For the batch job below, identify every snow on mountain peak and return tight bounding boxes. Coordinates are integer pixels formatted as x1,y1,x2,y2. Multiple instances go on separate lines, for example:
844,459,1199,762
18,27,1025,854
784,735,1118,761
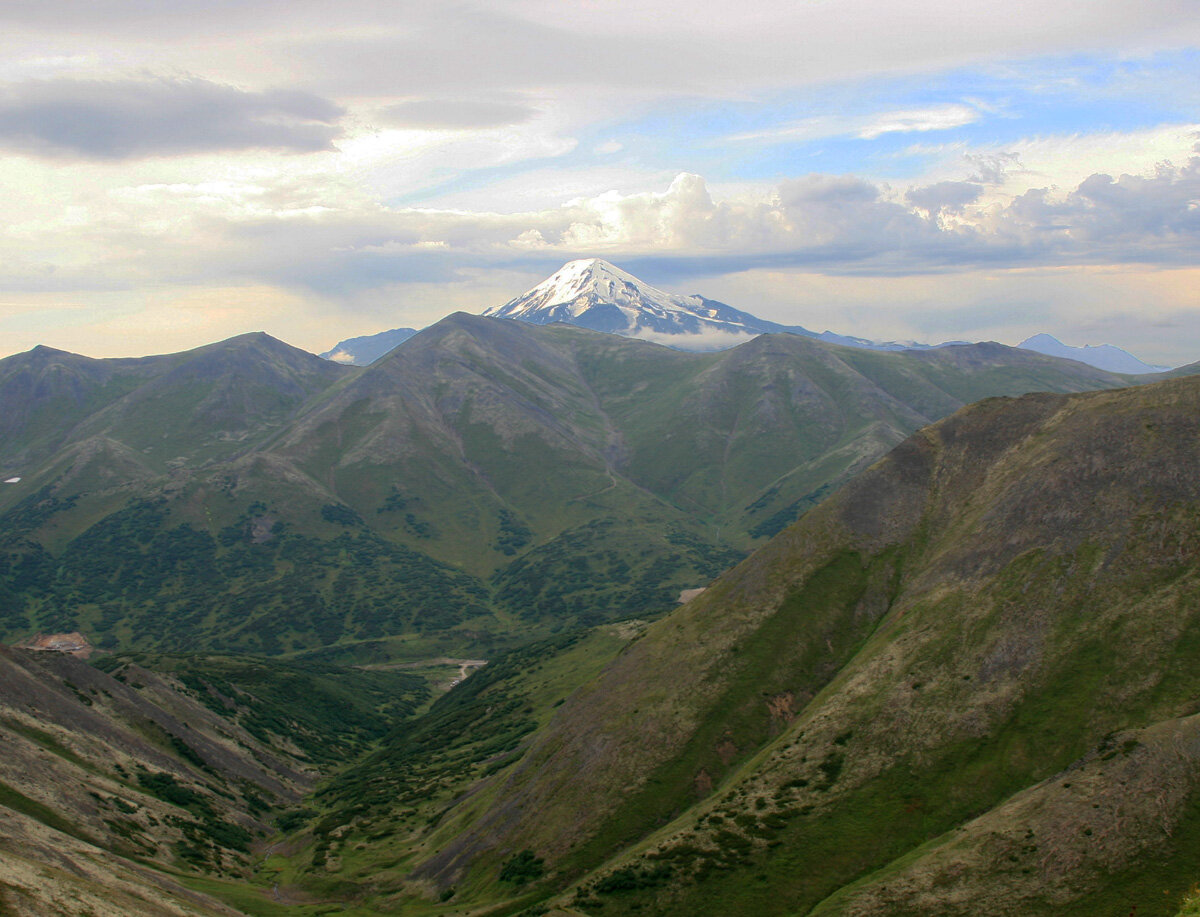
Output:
482,258,806,351
497,258,693,317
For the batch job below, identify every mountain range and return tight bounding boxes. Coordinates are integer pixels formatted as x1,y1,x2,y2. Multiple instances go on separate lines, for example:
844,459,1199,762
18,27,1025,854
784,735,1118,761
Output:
0,315,1142,658
315,371,1200,916
3,361,1200,915
2,283,1199,915
319,259,1170,374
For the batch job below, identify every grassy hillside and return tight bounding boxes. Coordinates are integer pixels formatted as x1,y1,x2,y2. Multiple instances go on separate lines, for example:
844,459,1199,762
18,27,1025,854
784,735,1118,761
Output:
2,332,1195,915
0,318,1134,658
0,333,349,476
385,374,1200,916
0,646,428,915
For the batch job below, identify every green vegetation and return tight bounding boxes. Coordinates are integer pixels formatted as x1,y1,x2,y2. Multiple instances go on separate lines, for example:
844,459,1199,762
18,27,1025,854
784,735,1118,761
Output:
493,519,743,625
3,320,1188,917
387,375,1200,917
0,316,1129,658
500,850,545,884
0,779,96,845
309,629,622,836
96,653,428,764
242,625,634,908
1178,886,1200,916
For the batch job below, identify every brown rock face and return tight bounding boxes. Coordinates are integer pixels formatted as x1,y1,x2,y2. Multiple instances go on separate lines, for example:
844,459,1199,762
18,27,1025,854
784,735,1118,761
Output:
17,632,93,658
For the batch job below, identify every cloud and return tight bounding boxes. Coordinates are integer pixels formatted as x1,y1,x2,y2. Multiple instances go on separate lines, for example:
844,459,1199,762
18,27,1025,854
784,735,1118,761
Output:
378,98,539,130
964,151,1024,186
39,155,1197,304
911,126,1200,199
858,105,981,139
991,158,1200,260
0,76,343,159
906,180,985,214
725,104,982,145
5,135,1200,331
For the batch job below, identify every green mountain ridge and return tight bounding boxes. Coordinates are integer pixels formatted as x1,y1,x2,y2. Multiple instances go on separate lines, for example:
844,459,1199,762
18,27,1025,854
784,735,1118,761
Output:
0,316,1137,658
1,322,1199,915
0,333,350,476
344,373,1200,915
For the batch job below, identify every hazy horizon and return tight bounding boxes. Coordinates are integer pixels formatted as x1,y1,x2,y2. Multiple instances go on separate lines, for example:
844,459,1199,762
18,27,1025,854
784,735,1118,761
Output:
1,1,1198,365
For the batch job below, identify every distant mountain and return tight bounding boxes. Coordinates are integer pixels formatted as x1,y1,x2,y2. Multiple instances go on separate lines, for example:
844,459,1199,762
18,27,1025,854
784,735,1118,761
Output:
482,258,790,350
1018,332,1169,374
319,259,970,358
815,329,969,351
485,258,980,353
319,327,418,365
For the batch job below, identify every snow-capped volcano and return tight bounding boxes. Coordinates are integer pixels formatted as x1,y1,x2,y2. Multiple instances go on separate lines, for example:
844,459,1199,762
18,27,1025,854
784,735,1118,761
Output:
483,259,793,350
316,258,975,363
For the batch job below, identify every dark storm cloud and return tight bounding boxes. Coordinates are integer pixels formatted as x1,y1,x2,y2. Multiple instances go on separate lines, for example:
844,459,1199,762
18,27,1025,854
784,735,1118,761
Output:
0,77,343,159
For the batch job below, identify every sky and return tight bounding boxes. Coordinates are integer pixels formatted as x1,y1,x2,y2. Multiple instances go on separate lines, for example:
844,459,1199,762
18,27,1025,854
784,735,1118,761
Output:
1,1,1199,366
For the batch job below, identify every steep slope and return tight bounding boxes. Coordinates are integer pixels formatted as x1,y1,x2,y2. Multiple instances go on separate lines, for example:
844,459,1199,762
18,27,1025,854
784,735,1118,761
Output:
0,646,424,916
391,374,1200,916
0,646,302,915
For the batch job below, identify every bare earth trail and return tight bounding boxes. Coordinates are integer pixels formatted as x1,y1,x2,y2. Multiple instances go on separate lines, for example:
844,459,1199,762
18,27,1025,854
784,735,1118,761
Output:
448,659,487,686
360,657,488,692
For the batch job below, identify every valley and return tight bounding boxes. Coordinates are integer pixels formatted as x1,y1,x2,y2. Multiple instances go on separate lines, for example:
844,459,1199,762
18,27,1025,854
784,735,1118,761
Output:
1,294,1198,915
1,0,1196,904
